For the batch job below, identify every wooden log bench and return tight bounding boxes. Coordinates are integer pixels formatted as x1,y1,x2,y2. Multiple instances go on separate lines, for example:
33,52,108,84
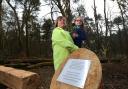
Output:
50,48,102,89
0,66,41,89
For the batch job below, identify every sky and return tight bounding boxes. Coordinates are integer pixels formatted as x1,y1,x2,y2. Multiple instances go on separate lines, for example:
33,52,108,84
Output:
83,0,120,18
3,0,120,21
39,0,120,20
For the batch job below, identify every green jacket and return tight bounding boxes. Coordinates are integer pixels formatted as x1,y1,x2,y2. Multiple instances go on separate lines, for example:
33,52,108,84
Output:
52,27,79,70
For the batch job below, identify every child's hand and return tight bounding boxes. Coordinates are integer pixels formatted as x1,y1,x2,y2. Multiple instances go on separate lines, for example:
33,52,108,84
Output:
72,32,78,38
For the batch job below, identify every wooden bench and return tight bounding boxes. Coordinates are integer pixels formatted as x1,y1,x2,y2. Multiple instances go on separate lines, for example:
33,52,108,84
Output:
0,66,41,89
50,48,102,89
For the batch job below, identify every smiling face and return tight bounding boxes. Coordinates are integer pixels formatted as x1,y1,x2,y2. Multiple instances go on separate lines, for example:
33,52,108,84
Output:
75,17,83,26
56,16,66,29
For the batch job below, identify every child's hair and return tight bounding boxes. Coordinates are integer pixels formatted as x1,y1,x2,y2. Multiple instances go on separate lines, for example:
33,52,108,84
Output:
74,16,84,28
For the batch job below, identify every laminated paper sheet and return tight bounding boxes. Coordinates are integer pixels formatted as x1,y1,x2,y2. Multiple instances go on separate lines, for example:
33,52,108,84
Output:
57,59,91,88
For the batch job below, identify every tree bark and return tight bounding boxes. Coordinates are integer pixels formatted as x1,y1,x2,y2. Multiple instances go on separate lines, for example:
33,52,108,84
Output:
93,0,100,52
0,0,3,51
104,0,108,37
5,0,23,53
116,0,128,55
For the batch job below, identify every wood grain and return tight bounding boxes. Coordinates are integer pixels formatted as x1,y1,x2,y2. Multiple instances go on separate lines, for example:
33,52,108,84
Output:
50,48,102,89
0,66,41,89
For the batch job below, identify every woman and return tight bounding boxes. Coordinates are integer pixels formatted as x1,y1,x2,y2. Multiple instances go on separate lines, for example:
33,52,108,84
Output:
52,16,79,70
71,16,87,48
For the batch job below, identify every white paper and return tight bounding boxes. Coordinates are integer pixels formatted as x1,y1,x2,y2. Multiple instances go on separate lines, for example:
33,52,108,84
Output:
57,59,91,88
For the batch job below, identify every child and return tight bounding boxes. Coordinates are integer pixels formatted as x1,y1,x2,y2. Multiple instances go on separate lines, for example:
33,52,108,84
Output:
71,17,87,48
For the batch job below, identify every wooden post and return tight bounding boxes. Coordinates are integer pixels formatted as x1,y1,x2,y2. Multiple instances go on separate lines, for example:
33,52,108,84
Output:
0,66,41,89
50,48,102,89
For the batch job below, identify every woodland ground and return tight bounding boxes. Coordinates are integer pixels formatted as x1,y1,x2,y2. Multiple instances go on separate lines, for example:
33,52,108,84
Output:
0,59,128,89
31,59,128,89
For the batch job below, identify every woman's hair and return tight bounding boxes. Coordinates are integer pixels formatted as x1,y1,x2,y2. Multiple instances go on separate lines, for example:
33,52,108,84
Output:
55,16,66,27
74,16,84,28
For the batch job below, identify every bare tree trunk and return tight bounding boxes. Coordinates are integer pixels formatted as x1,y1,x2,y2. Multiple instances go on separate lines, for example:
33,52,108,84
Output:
5,0,23,53
93,0,100,52
104,0,110,60
104,0,108,37
116,0,128,55
53,0,65,15
63,0,72,27
52,0,72,29
50,1,54,24
117,25,123,54
0,0,3,50
24,10,30,57
25,21,29,57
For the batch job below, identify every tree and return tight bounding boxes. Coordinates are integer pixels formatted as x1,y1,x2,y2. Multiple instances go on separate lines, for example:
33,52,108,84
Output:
5,0,23,53
0,0,4,59
104,0,109,37
76,5,86,16
93,0,101,53
5,0,40,57
44,0,74,29
115,0,128,55
113,16,124,54
21,0,40,57
41,19,53,57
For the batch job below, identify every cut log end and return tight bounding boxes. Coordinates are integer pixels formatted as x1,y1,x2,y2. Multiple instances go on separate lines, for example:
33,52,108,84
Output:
50,48,102,89
0,66,41,89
